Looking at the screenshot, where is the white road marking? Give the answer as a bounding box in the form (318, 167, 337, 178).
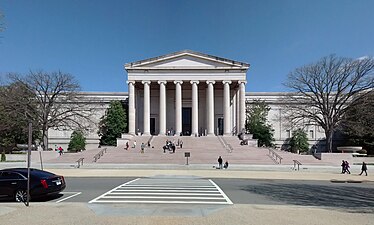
(108, 192, 222, 196)
(112, 189, 219, 193)
(92, 200, 230, 204)
(88, 178, 140, 203)
(101, 196, 225, 200)
(209, 179, 233, 204)
(56, 192, 82, 203)
(90, 177, 232, 205)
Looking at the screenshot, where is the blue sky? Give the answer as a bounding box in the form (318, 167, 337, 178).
(0, 0, 373, 92)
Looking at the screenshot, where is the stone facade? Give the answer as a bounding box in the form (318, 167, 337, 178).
(48, 51, 326, 151)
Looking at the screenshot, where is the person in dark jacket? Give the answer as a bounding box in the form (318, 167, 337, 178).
(359, 162, 368, 176)
(218, 156, 223, 169)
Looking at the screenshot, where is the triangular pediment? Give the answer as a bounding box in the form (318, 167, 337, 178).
(125, 50, 249, 70)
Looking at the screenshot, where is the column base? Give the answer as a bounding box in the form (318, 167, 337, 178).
(190, 133, 199, 137)
(207, 133, 215, 136)
(158, 133, 166, 136)
(142, 132, 151, 136)
(223, 133, 232, 136)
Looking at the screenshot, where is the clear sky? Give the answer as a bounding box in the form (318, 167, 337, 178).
(0, 0, 373, 93)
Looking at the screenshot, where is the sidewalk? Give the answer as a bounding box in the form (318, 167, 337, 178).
(1, 162, 372, 182)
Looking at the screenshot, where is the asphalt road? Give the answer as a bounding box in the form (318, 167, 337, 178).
(32, 176, 371, 212)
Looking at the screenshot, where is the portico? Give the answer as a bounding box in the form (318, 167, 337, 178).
(125, 50, 249, 136)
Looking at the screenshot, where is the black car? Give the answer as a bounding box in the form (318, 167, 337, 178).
(0, 168, 66, 202)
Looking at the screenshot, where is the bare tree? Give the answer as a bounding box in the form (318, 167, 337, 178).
(5, 71, 94, 150)
(283, 55, 374, 152)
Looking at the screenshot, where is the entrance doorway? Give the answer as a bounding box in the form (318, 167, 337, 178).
(150, 118, 156, 135)
(218, 118, 224, 135)
(182, 107, 192, 136)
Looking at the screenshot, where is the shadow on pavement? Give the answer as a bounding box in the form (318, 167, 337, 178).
(242, 183, 374, 213)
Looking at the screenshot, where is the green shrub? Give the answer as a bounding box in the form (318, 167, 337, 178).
(289, 129, 309, 154)
(68, 130, 86, 152)
(1, 151, 6, 162)
(357, 149, 367, 154)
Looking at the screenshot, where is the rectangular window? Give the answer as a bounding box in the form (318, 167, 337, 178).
(309, 130, 314, 139)
(286, 130, 291, 138)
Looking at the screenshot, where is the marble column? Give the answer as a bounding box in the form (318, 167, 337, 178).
(206, 81, 215, 136)
(127, 81, 136, 135)
(142, 80, 151, 135)
(236, 88, 240, 133)
(223, 80, 232, 136)
(158, 81, 167, 136)
(174, 81, 183, 136)
(190, 81, 199, 136)
(239, 81, 246, 132)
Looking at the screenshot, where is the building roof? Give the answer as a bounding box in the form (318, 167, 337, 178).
(124, 50, 250, 70)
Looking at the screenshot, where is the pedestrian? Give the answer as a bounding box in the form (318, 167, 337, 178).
(345, 160, 351, 174)
(140, 143, 145, 153)
(180, 140, 183, 148)
(58, 146, 63, 156)
(341, 160, 346, 174)
(133, 140, 137, 148)
(125, 142, 129, 150)
(218, 156, 223, 169)
(224, 161, 229, 169)
(359, 162, 368, 176)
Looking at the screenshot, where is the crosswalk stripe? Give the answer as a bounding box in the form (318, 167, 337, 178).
(89, 177, 232, 205)
(92, 200, 230, 204)
(107, 192, 222, 196)
(112, 190, 220, 193)
(101, 196, 225, 200)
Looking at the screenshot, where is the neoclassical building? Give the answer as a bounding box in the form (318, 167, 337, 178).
(126, 50, 248, 137)
(48, 50, 325, 150)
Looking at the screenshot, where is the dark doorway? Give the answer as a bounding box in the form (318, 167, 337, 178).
(182, 107, 192, 136)
(218, 118, 224, 135)
(150, 118, 156, 135)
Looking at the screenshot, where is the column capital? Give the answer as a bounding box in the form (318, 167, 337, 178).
(222, 80, 232, 85)
(238, 80, 247, 85)
(206, 80, 216, 85)
(126, 80, 136, 85)
(142, 80, 151, 85)
(173, 80, 183, 85)
(157, 80, 167, 85)
(190, 80, 200, 85)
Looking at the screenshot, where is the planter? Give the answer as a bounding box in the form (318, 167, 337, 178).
(337, 146, 362, 153)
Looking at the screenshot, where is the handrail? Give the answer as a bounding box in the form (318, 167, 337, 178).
(76, 158, 84, 168)
(93, 148, 107, 162)
(293, 159, 302, 171)
(268, 148, 283, 164)
(218, 136, 233, 153)
(147, 135, 154, 147)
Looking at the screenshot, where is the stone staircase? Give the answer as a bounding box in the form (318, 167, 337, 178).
(46, 135, 371, 166)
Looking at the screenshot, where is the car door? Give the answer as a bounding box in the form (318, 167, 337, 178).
(0, 171, 26, 198)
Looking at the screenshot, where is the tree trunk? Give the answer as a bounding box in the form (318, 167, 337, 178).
(325, 130, 333, 153)
(42, 128, 48, 151)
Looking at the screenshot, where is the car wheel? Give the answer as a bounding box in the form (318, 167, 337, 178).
(15, 189, 28, 202)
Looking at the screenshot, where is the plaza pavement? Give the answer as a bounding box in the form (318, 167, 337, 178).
(1, 162, 373, 225)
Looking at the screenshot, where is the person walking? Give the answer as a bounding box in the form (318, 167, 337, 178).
(345, 160, 351, 174)
(359, 162, 368, 176)
(180, 140, 183, 148)
(125, 142, 129, 150)
(133, 140, 137, 148)
(341, 160, 346, 174)
(58, 146, 63, 156)
(218, 156, 223, 169)
(140, 143, 145, 154)
(224, 161, 229, 169)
